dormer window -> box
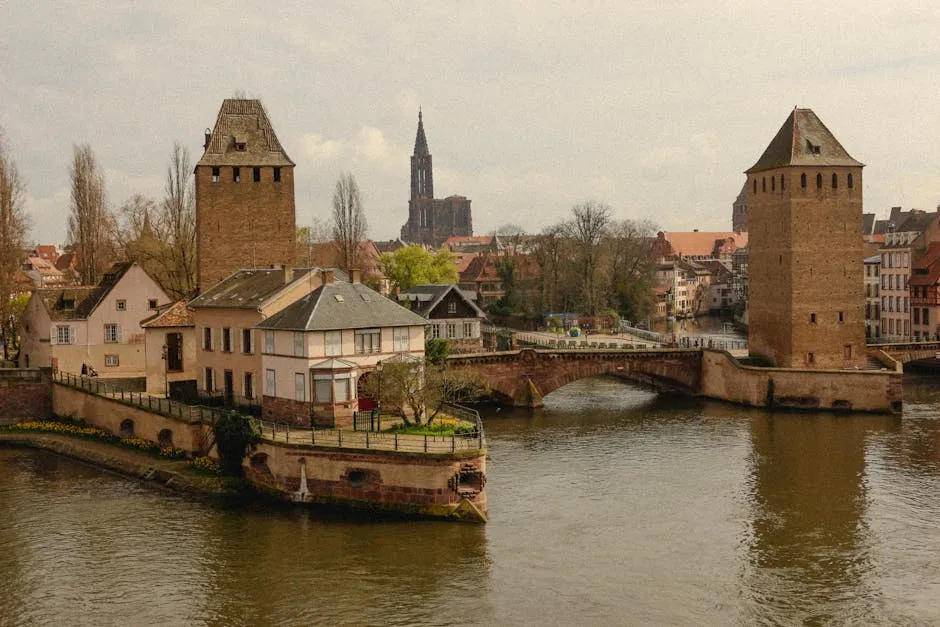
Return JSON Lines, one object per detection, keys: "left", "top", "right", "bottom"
{"left": 806, "top": 140, "right": 821, "bottom": 154}
{"left": 233, "top": 136, "right": 247, "bottom": 151}
{"left": 61, "top": 299, "right": 75, "bottom": 309}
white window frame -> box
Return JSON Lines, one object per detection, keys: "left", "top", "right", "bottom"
{"left": 325, "top": 330, "right": 342, "bottom": 356}
{"left": 446, "top": 323, "right": 457, "bottom": 339}
{"left": 55, "top": 325, "right": 73, "bottom": 345}
{"left": 105, "top": 354, "right": 119, "bottom": 367}
{"left": 265, "top": 369, "right": 276, "bottom": 396}
{"left": 293, "top": 332, "right": 305, "bottom": 357}
{"left": 355, "top": 329, "right": 381, "bottom": 354}
{"left": 315, "top": 377, "right": 332, "bottom": 403}
{"left": 104, "top": 323, "right": 120, "bottom": 343}
{"left": 264, "top": 330, "right": 275, "bottom": 354}
{"left": 294, "top": 372, "right": 305, "bottom": 402}
{"left": 463, "top": 321, "right": 474, "bottom": 338}
{"left": 393, "top": 327, "right": 409, "bottom": 352}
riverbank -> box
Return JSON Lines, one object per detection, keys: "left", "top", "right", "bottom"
{"left": 0, "top": 431, "right": 228, "bottom": 496}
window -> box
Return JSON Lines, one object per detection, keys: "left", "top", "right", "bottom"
{"left": 355, "top": 329, "right": 381, "bottom": 354}
{"left": 914, "top": 308, "right": 920, "bottom": 324}
{"left": 446, "top": 323, "right": 457, "bottom": 339}
{"left": 265, "top": 369, "right": 276, "bottom": 396}
{"left": 448, "top": 301, "right": 457, "bottom": 314}
{"left": 464, "top": 322, "right": 474, "bottom": 338}
{"left": 771, "top": 176, "right": 775, "bottom": 191}
{"left": 889, "top": 319, "right": 895, "bottom": 334}
{"left": 810, "top": 313, "right": 816, "bottom": 324}
{"left": 253, "top": 167, "right": 261, "bottom": 183}
{"left": 116, "top": 299, "right": 126, "bottom": 311}
{"left": 923, "top": 308, "right": 929, "bottom": 325}
{"left": 105, "top": 354, "right": 119, "bottom": 367}
{"left": 273, "top": 167, "right": 281, "bottom": 183}
{"left": 334, "top": 377, "right": 350, "bottom": 403}
{"left": 222, "top": 327, "right": 232, "bottom": 352}
{"left": 844, "top": 345, "right": 852, "bottom": 359}
{"left": 848, "top": 173, "right": 854, "bottom": 189}
{"left": 203, "top": 327, "right": 213, "bottom": 351}
{"left": 166, "top": 332, "right": 183, "bottom": 371}
{"left": 816, "top": 173, "right": 822, "bottom": 189}
{"left": 832, "top": 173, "right": 838, "bottom": 188}
{"left": 838, "top": 311, "right": 844, "bottom": 323}
{"left": 761, "top": 177, "right": 766, "bottom": 192}
{"left": 265, "top": 330, "right": 275, "bottom": 354}
{"left": 148, "top": 299, "right": 158, "bottom": 309}
{"left": 104, "top": 323, "right": 120, "bottom": 343}
{"left": 242, "top": 329, "right": 253, "bottom": 354}
{"left": 393, "top": 327, "right": 409, "bottom": 352}
{"left": 293, "top": 332, "right": 305, "bottom": 357}
{"left": 294, "top": 373, "right": 305, "bottom": 402}
{"left": 431, "top": 324, "right": 441, "bottom": 339}
{"left": 780, "top": 174, "right": 785, "bottom": 191}
{"left": 211, "top": 167, "right": 220, "bottom": 183}
{"left": 233, "top": 167, "right": 240, "bottom": 183}
{"left": 205, "top": 367, "right": 214, "bottom": 392}
{"left": 807, "top": 352, "right": 815, "bottom": 364}
{"left": 801, "top": 173, "right": 807, "bottom": 189}
{"left": 315, "top": 378, "right": 331, "bottom": 403}
{"left": 752, "top": 179, "right": 757, "bottom": 194}
{"left": 244, "top": 372, "right": 254, "bottom": 400}
{"left": 325, "top": 331, "right": 342, "bottom": 356}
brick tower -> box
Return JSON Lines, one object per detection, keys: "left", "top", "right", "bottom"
{"left": 195, "top": 99, "right": 296, "bottom": 292}
{"left": 745, "top": 108, "right": 866, "bottom": 369}
{"left": 400, "top": 111, "right": 473, "bottom": 246}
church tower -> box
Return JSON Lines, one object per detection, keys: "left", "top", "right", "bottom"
{"left": 411, "top": 110, "right": 434, "bottom": 200}
{"left": 194, "top": 99, "right": 296, "bottom": 292}
{"left": 746, "top": 108, "right": 865, "bottom": 369}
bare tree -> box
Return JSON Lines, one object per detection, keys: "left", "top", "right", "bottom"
{"left": 68, "top": 144, "right": 111, "bottom": 284}
{"left": 608, "top": 218, "right": 659, "bottom": 322}
{"left": 566, "top": 201, "right": 611, "bottom": 315}
{"left": 331, "top": 172, "right": 368, "bottom": 272}
{"left": 159, "top": 142, "right": 196, "bottom": 298}
{"left": 295, "top": 217, "right": 332, "bottom": 266}
{"left": 0, "top": 130, "right": 30, "bottom": 360}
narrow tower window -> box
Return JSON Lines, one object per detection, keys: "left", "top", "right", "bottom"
{"left": 801, "top": 173, "right": 807, "bottom": 189}
{"left": 762, "top": 177, "right": 766, "bottom": 192}
{"left": 233, "top": 167, "right": 240, "bottom": 183}
{"left": 832, "top": 173, "right": 838, "bottom": 188}
{"left": 810, "top": 313, "right": 817, "bottom": 324}
{"left": 273, "top": 167, "right": 281, "bottom": 183}
{"left": 753, "top": 179, "right": 757, "bottom": 194}
{"left": 780, "top": 175, "right": 785, "bottom": 191}
{"left": 771, "top": 177, "right": 775, "bottom": 191}
{"left": 816, "top": 173, "right": 822, "bottom": 189}
{"left": 253, "top": 167, "right": 261, "bottom": 182}
{"left": 211, "top": 167, "right": 220, "bottom": 183}
{"left": 847, "top": 173, "right": 853, "bottom": 189}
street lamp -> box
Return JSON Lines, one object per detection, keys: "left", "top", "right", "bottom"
{"left": 161, "top": 343, "right": 168, "bottom": 399}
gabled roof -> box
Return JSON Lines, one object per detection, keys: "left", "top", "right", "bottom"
{"left": 140, "top": 301, "right": 194, "bottom": 328}
{"left": 33, "top": 261, "right": 138, "bottom": 321}
{"left": 662, "top": 231, "right": 747, "bottom": 258}
{"left": 196, "top": 99, "right": 294, "bottom": 167}
{"left": 746, "top": 108, "right": 863, "bottom": 174}
{"left": 257, "top": 281, "right": 427, "bottom": 332}
{"left": 910, "top": 243, "right": 940, "bottom": 286}
{"left": 862, "top": 213, "right": 875, "bottom": 236}
{"left": 896, "top": 211, "right": 936, "bottom": 234}
{"left": 310, "top": 358, "right": 358, "bottom": 371}
{"left": 397, "top": 284, "right": 485, "bottom": 318}
{"left": 189, "top": 267, "right": 347, "bottom": 310}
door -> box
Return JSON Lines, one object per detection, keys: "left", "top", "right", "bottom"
{"left": 166, "top": 332, "right": 183, "bottom": 371}
{"left": 224, "top": 370, "right": 234, "bottom": 405}
{"left": 357, "top": 372, "right": 377, "bottom": 411}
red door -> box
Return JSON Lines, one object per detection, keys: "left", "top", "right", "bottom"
{"left": 357, "top": 373, "right": 378, "bottom": 411}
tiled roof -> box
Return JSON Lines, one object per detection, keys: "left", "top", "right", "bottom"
{"left": 140, "top": 301, "right": 194, "bottom": 328}
{"left": 196, "top": 99, "right": 294, "bottom": 168}
{"left": 397, "top": 284, "right": 485, "bottom": 318}
{"left": 189, "top": 267, "right": 347, "bottom": 310}
{"left": 746, "top": 108, "right": 863, "bottom": 174}
{"left": 862, "top": 213, "right": 875, "bottom": 236}
{"left": 257, "top": 281, "right": 427, "bottom": 332}
{"left": 35, "top": 262, "right": 136, "bottom": 321}
{"left": 663, "top": 232, "right": 747, "bottom": 258}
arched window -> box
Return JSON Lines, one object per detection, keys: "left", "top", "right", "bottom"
{"left": 158, "top": 429, "right": 174, "bottom": 448}
{"left": 762, "top": 177, "right": 766, "bottom": 192}
{"left": 832, "top": 173, "right": 838, "bottom": 188}
{"left": 801, "top": 173, "right": 807, "bottom": 189}
{"left": 816, "top": 173, "right": 822, "bottom": 189}
{"left": 780, "top": 175, "right": 785, "bottom": 191}
{"left": 847, "top": 173, "right": 854, "bottom": 189}
{"left": 119, "top": 419, "right": 135, "bottom": 438}
{"left": 753, "top": 178, "right": 757, "bottom": 194}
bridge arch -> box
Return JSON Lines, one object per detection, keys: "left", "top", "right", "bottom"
{"left": 448, "top": 348, "right": 702, "bottom": 407}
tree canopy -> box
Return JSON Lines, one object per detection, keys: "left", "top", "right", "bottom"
{"left": 379, "top": 245, "right": 458, "bottom": 291}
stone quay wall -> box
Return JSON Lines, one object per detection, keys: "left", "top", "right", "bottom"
{"left": 0, "top": 368, "right": 52, "bottom": 425}
{"left": 52, "top": 383, "right": 211, "bottom": 453}
{"left": 248, "top": 439, "right": 488, "bottom": 522}
{"left": 700, "top": 349, "right": 902, "bottom": 413}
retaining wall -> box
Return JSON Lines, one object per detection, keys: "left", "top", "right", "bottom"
{"left": 0, "top": 368, "right": 52, "bottom": 425}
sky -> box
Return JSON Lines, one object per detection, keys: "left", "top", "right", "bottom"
{"left": 3, "top": 1, "right": 940, "bottom": 246}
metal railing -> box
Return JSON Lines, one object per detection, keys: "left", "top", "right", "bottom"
{"left": 514, "top": 331, "right": 658, "bottom": 350}
{"left": 53, "top": 370, "right": 223, "bottom": 425}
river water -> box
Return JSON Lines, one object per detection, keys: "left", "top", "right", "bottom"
{"left": 2, "top": 377, "right": 940, "bottom": 626}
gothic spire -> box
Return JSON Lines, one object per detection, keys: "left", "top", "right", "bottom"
{"left": 414, "top": 109, "right": 429, "bottom": 156}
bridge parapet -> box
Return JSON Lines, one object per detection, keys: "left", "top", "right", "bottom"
{"left": 871, "top": 341, "right": 940, "bottom": 364}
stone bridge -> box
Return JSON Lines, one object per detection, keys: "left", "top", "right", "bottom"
{"left": 871, "top": 341, "right": 940, "bottom": 367}
{"left": 447, "top": 348, "right": 702, "bottom": 407}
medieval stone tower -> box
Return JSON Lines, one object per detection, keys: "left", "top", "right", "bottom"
{"left": 195, "top": 99, "right": 296, "bottom": 292}
{"left": 746, "top": 108, "right": 866, "bottom": 369}
{"left": 400, "top": 111, "right": 473, "bottom": 246}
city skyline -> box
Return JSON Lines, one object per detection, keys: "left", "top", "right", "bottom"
{"left": 3, "top": 2, "right": 940, "bottom": 246}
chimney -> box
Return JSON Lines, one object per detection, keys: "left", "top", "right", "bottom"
{"left": 203, "top": 127, "right": 211, "bottom": 150}
{"left": 282, "top": 264, "right": 294, "bottom": 284}
{"left": 320, "top": 269, "right": 334, "bottom": 285}
{"left": 350, "top": 268, "right": 361, "bottom": 284}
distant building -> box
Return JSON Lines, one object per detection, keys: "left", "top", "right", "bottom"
{"left": 864, "top": 255, "right": 880, "bottom": 340}
{"left": 655, "top": 231, "right": 748, "bottom": 262}
{"left": 910, "top": 242, "right": 940, "bottom": 341}
{"left": 746, "top": 108, "right": 865, "bottom": 369}
{"left": 400, "top": 111, "right": 473, "bottom": 247}
{"left": 195, "top": 99, "right": 296, "bottom": 293}
{"left": 879, "top": 211, "right": 937, "bottom": 340}
{"left": 140, "top": 301, "right": 197, "bottom": 398}
{"left": 397, "top": 284, "right": 486, "bottom": 353}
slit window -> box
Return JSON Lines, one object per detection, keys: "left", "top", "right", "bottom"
{"left": 771, "top": 177, "right": 775, "bottom": 191}
{"left": 752, "top": 179, "right": 757, "bottom": 194}
{"left": 838, "top": 311, "right": 844, "bottom": 323}
{"left": 253, "top": 167, "right": 261, "bottom": 182}
{"left": 211, "top": 167, "right": 220, "bottom": 183}
{"left": 780, "top": 175, "right": 785, "bottom": 191}
{"left": 233, "top": 167, "right": 240, "bottom": 183}
{"left": 810, "top": 313, "right": 817, "bottom": 324}
{"left": 816, "top": 173, "right": 822, "bottom": 189}
{"left": 847, "top": 173, "right": 854, "bottom": 189}
{"left": 762, "top": 177, "right": 766, "bottom": 192}
{"left": 273, "top": 167, "right": 281, "bottom": 183}
{"left": 832, "top": 173, "right": 838, "bottom": 188}
{"left": 801, "top": 173, "right": 807, "bottom": 188}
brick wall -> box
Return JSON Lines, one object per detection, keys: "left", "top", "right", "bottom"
{"left": 0, "top": 369, "right": 52, "bottom": 424}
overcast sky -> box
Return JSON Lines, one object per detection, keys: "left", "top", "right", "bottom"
{"left": 3, "top": 2, "right": 940, "bottom": 246}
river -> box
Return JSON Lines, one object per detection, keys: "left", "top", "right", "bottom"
{"left": 2, "top": 376, "right": 940, "bottom": 625}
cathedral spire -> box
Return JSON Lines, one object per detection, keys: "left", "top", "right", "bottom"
{"left": 414, "top": 109, "right": 429, "bottom": 156}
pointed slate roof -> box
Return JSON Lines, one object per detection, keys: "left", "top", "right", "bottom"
{"left": 256, "top": 281, "right": 427, "bottom": 331}
{"left": 396, "top": 284, "right": 486, "bottom": 318}
{"left": 189, "top": 267, "right": 347, "bottom": 310}
{"left": 413, "top": 109, "right": 429, "bottom": 156}
{"left": 197, "top": 99, "right": 295, "bottom": 167}
{"left": 746, "top": 108, "right": 863, "bottom": 174}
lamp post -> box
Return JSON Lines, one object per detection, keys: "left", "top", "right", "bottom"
{"left": 375, "top": 361, "right": 383, "bottom": 432}
{"left": 161, "top": 343, "right": 168, "bottom": 399}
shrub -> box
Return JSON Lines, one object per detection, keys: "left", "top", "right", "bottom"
{"left": 159, "top": 446, "right": 188, "bottom": 460}
{"left": 191, "top": 456, "right": 221, "bottom": 474}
